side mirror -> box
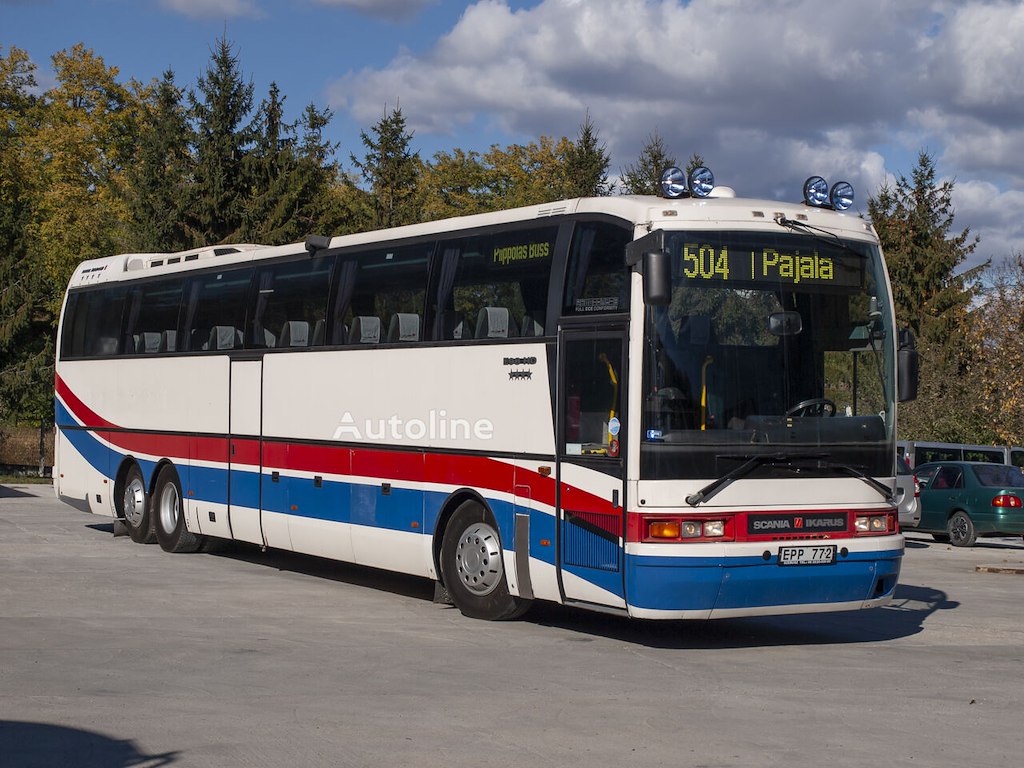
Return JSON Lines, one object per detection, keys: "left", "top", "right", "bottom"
{"left": 897, "top": 327, "right": 919, "bottom": 402}
{"left": 643, "top": 250, "right": 671, "bottom": 306}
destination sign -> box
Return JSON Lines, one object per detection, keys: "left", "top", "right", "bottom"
{"left": 678, "top": 243, "right": 863, "bottom": 289}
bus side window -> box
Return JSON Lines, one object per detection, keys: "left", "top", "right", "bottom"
{"left": 251, "top": 257, "right": 331, "bottom": 349}
{"left": 433, "top": 226, "right": 557, "bottom": 342}
{"left": 336, "top": 244, "right": 430, "bottom": 346}
{"left": 182, "top": 269, "right": 253, "bottom": 352}
{"left": 563, "top": 221, "right": 631, "bottom": 316}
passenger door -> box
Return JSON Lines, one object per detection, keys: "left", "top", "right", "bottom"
{"left": 228, "top": 357, "right": 264, "bottom": 544}
{"left": 556, "top": 326, "right": 627, "bottom": 608}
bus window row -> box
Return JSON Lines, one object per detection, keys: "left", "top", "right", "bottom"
{"left": 60, "top": 220, "right": 632, "bottom": 359}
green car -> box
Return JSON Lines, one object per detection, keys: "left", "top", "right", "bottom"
{"left": 910, "top": 461, "right": 1024, "bottom": 547}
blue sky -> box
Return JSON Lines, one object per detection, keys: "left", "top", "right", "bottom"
{"left": 4, "top": 0, "right": 1024, "bottom": 270}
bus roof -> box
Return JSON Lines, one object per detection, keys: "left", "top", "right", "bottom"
{"left": 65, "top": 192, "right": 879, "bottom": 289}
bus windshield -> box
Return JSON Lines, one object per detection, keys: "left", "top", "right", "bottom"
{"left": 641, "top": 231, "right": 895, "bottom": 480}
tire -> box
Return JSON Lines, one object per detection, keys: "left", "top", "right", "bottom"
{"left": 439, "top": 500, "right": 531, "bottom": 621}
{"left": 121, "top": 463, "right": 155, "bottom": 544}
{"left": 153, "top": 464, "right": 202, "bottom": 553}
{"left": 947, "top": 511, "right": 977, "bottom": 547}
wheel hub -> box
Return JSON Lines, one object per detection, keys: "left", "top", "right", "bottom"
{"left": 123, "top": 478, "right": 145, "bottom": 527}
{"left": 454, "top": 522, "right": 503, "bottom": 596}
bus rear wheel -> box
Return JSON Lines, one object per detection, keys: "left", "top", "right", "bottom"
{"left": 122, "top": 464, "right": 155, "bottom": 544}
{"left": 153, "top": 465, "right": 202, "bottom": 553}
{"left": 440, "top": 500, "right": 531, "bottom": 621}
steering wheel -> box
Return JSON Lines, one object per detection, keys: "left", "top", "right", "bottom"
{"left": 785, "top": 398, "right": 836, "bottom": 418}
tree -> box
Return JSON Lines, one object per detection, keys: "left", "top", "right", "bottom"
{"left": 868, "top": 152, "right": 986, "bottom": 442}
{"left": 186, "top": 35, "right": 255, "bottom": 246}
{"left": 419, "top": 148, "right": 491, "bottom": 221}
{"left": 0, "top": 46, "right": 49, "bottom": 425}
{"left": 561, "top": 111, "right": 612, "bottom": 198}
{"left": 967, "top": 255, "right": 1024, "bottom": 445}
{"left": 620, "top": 131, "right": 675, "bottom": 195}
{"left": 350, "top": 105, "right": 421, "bottom": 229}
{"left": 122, "top": 70, "right": 191, "bottom": 252}
{"left": 480, "top": 136, "right": 575, "bottom": 208}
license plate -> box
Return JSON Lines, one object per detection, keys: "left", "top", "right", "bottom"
{"left": 777, "top": 544, "right": 836, "bottom": 566}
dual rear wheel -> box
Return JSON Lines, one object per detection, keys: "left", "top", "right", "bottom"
{"left": 120, "top": 462, "right": 202, "bottom": 553}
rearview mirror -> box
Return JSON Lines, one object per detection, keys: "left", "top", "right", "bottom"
{"left": 643, "top": 250, "right": 671, "bottom": 306}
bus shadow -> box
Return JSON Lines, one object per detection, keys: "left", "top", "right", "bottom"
{"left": 0, "top": 720, "right": 178, "bottom": 768}
{"left": 524, "top": 581, "right": 956, "bottom": 649}
{"left": 84, "top": 523, "right": 955, "bottom": 648}
{"left": 0, "top": 485, "right": 36, "bottom": 499}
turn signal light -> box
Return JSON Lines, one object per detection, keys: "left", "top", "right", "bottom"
{"left": 641, "top": 516, "right": 731, "bottom": 542}
{"left": 649, "top": 521, "right": 681, "bottom": 538}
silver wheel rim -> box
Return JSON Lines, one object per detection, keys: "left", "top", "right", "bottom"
{"left": 158, "top": 481, "right": 180, "bottom": 535}
{"left": 454, "top": 521, "right": 503, "bottom": 596}
{"left": 123, "top": 475, "right": 146, "bottom": 528}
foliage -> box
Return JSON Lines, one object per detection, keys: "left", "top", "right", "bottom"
{"left": 868, "top": 151, "right": 987, "bottom": 442}
{"left": 186, "top": 35, "right": 255, "bottom": 246}
{"left": 561, "top": 111, "right": 612, "bottom": 198}
{"left": 620, "top": 131, "right": 675, "bottom": 195}
{"left": 122, "top": 70, "right": 191, "bottom": 252}
{"left": 350, "top": 105, "right": 422, "bottom": 229}
{"left": 967, "top": 255, "right": 1024, "bottom": 445}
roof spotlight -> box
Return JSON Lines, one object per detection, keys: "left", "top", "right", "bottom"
{"left": 688, "top": 166, "right": 715, "bottom": 198}
{"left": 803, "top": 176, "right": 829, "bottom": 207}
{"left": 830, "top": 181, "right": 855, "bottom": 211}
{"left": 660, "top": 166, "right": 687, "bottom": 199}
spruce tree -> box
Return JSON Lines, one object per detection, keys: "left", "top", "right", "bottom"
{"left": 620, "top": 131, "right": 675, "bottom": 195}
{"left": 186, "top": 35, "right": 254, "bottom": 246}
{"left": 562, "top": 112, "right": 612, "bottom": 198}
{"left": 350, "top": 105, "right": 421, "bottom": 229}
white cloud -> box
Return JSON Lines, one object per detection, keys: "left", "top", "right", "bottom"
{"left": 325, "top": 0, "right": 1024, "bottom": 262}
{"left": 159, "top": 0, "right": 261, "bottom": 19}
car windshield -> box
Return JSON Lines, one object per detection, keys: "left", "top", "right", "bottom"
{"left": 641, "top": 230, "right": 895, "bottom": 480}
{"left": 971, "top": 464, "right": 1024, "bottom": 488}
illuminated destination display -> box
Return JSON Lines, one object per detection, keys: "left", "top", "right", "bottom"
{"left": 678, "top": 242, "right": 863, "bottom": 289}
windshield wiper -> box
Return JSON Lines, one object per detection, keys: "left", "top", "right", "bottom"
{"left": 685, "top": 452, "right": 895, "bottom": 507}
{"left": 818, "top": 461, "right": 895, "bottom": 504}
{"left": 685, "top": 451, "right": 828, "bottom": 506}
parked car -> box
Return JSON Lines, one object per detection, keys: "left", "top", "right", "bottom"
{"left": 909, "top": 461, "right": 1024, "bottom": 546}
{"left": 895, "top": 456, "right": 920, "bottom": 528}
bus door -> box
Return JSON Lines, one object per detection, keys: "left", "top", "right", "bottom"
{"left": 228, "top": 356, "right": 264, "bottom": 545}
{"left": 556, "top": 327, "right": 627, "bottom": 607}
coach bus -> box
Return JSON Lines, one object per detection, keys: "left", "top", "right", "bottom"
{"left": 54, "top": 166, "right": 918, "bottom": 620}
{"left": 898, "top": 441, "right": 1024, "bottom": 469}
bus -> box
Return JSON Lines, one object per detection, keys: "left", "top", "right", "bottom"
{"left": 898, "top": 441, "right": 1024, "bottom": 469}
{"left": 54, "top": 166, "right": 918, "bottom": 621}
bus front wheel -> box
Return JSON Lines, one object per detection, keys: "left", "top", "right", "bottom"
{"left": 153, "top": 465, "right": 202, "bottom": 553}
{"left": 122, "top": 464, "right": 155, "bottom": 544}
{"left": 440, "top": 501, "right": 531, "bottom": 621}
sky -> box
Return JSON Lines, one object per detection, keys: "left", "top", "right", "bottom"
{"left": 3, "top": 0, "right": 1024, "bottom": 271}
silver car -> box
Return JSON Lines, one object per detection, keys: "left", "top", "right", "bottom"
{"left": 896, "top": 456, "right": 921, "bottom": 528}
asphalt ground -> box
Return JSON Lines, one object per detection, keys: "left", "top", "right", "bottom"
{"left": 1, "top": 483, "right": 1022, "bottom": 768}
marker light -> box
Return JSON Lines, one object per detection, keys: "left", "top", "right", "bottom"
{"left": 660, "top": 166, "right": 688, "bottom": 199}
{"left": 830, "top": 181, "right": 855, "bottom": 211}
{"left": 688, "top": 166, "right": 715, "bottom": 198}
{"left": 803, "top": 176, "right": 829, "bottom": 207}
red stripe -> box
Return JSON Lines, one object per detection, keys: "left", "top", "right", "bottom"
{"left": 58, "top": 378, "right": 615, "bottom": 513}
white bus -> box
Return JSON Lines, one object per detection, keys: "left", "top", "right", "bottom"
{"left": 898, "top": 441, "right": 1024, "bottom": 469}
{"left": 54, "top": 166, "right": 917, "bottom": 620}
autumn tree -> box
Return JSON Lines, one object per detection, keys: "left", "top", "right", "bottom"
{"left": 967, "top": 255, "right": 1024, "bottom": 445}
